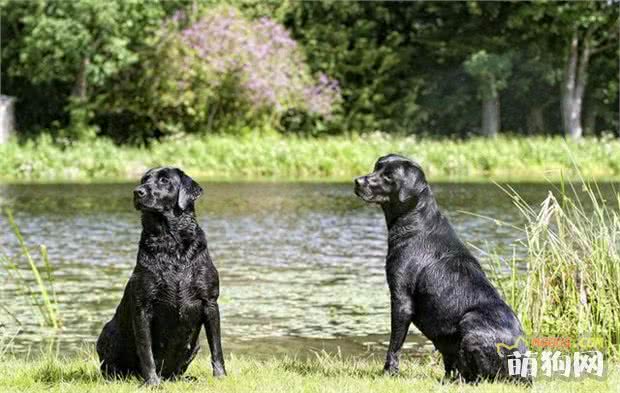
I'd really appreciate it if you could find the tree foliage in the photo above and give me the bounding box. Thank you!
[1,0,188,137]
[464,51,513,99]
[1,0,617,142]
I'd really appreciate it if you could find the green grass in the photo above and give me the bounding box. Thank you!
[488,176,620,358]
[1,133,620,182]
[0,353,617,393]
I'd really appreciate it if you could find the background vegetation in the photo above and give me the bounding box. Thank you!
[1,1,618,145]
[1,134,620,182]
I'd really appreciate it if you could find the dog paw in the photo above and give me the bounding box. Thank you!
[143,375,161,387]
[383,367,399,377]
[213,366,227,378]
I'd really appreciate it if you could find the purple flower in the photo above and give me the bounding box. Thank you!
[169,5,341,116]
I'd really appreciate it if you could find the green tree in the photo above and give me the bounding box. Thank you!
[558,2,618,139]
[464,51,512,137]
[1,0,187,139]
[505,46,560,135]
[284,1,427,133]
[405,1,514,136]
[509,1,619,139]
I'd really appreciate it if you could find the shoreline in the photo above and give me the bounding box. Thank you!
[1,134,619,184]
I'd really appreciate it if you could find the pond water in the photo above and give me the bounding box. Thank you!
[0,182,616,359]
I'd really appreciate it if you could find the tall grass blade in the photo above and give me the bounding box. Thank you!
[3,210,61,329]
[492,179,620,358]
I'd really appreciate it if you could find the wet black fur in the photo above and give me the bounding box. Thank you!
[355,154,530,384]
[96,167,226,385]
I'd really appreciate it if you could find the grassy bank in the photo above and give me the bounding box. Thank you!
[1,134,619,182]
[0,353,617,393]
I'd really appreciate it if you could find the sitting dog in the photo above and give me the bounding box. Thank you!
[354,154,529,383]
[96,167,226,385]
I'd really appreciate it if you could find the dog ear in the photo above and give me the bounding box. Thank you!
[177,169,203,210]
[398,162,426,203]
[398,175,415,203]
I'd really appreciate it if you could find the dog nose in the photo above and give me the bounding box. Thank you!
[134,187,146,198]
[354,176,366,187]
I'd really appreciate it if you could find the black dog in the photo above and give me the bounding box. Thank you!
[354,154,529,383]
[96,167,226,385]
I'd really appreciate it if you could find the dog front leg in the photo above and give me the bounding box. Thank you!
[384,295,413,376]
[133,308,160,385]
[204,299,226,377]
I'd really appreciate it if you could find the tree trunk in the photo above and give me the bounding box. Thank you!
[584,103,598,136]
[526,106,545,135]
[72,57,89,100]
[481,89,499,138]
[0,95,15,144]
[562,31,591,140]
[561,33,578,137]
[68,57,93,139]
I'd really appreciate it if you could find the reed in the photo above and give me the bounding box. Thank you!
[490,177,620,358]
[0,210,61,329]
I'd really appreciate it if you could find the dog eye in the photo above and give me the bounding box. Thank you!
[159,177,169,184]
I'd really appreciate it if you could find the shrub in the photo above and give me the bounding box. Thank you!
[103,5,341,141]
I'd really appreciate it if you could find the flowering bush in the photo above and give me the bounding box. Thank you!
[149,6,341,135]
[100,5,341,140]
[181,9,339,116]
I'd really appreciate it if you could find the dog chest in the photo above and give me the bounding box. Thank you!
[153,269,203,319]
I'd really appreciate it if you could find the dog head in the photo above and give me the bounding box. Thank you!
[354,154,428,205]
[133,167,203,213]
